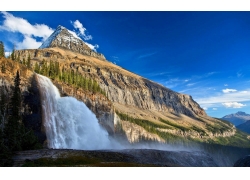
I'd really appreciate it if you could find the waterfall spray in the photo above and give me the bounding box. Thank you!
[36,74,113,150]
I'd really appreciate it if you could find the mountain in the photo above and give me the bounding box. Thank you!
[221,111,250,126]
[4,25,250,147]
[237,121,250,134]
[39,25,105,60]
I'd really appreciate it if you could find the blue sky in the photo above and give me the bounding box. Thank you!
[1,11,250,118]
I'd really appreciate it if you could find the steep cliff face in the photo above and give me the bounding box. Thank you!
[13,48,238,143]
[14,48,205,117]
[121,120,165,143]
[101,72,206,117]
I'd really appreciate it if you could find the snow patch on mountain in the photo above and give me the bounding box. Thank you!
[39,25,64,49]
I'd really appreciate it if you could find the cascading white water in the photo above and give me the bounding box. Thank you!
[36,74,113,150]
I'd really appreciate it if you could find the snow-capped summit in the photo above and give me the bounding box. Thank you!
[39,25,105,60]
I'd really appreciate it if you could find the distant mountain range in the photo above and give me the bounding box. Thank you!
[221,111,250,126]
[221,111,250,134]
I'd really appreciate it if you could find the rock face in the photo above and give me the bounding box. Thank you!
[39,25,105,60]
[14,48,206,118]
[222,111,250,126]
[121,120,165,143]
[13,47,238,143]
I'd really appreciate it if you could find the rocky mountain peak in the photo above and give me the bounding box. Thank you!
[223,111,250,118]
[222,111,250,126]
[235,111,248,116]
[39,25,106,60]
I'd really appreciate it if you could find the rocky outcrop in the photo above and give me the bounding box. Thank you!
[102,76,206,117]
[121,120,165,143]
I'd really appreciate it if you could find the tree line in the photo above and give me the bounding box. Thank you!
[34,59,106,96]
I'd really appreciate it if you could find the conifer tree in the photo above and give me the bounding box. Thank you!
[34,62,40,73]
[22,58,26,65]
[27,54,31,68]
[0,41,5,58]
[4,71,22,151]
[1,64,6,73]
[17,54,20,63]
[11,49,15,61]
[0,88,8,133]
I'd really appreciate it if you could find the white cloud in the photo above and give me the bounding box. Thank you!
[224,84,228,86]
[212,108,217,110]
[222,88,237,93]
[0,11,54,49]
[195,90,250,108]
[186,83,195,87]
[17,35,42,49]
[72,20,92,40]
[222,102,246,108]
[202,107,208,110]
[71,20,99,51]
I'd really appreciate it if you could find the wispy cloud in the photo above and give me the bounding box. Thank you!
[237,71,243,78]
[207,72,216,76]
[70,20,98,51]
[193,71,218,79]
[186,82,197,87]
[222,102,246,108]
[179,87,200,93]
[0,11,53,49]
[212,108,217,110]
[137,52,157,59]
[224,84,228,86]
[202,107,208,110]
[71,20,92,40]
[222,88,237,93]
[195,90,250,108]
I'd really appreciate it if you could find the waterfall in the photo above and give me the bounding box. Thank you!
[36,74,113,150]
